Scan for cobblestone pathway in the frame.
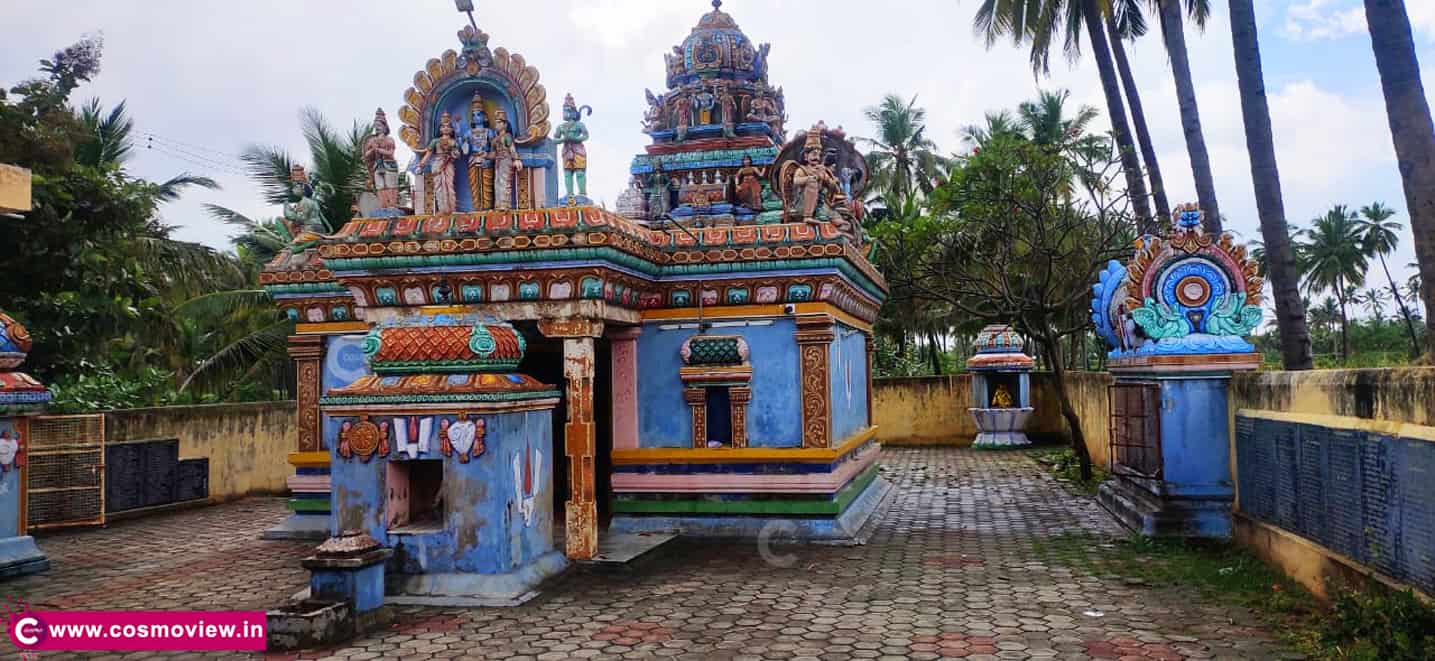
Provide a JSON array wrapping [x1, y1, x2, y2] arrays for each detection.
[[12, 448, 1293, 660]]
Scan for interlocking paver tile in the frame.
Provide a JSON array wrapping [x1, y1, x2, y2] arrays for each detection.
[[9, 448, 1293, 659]]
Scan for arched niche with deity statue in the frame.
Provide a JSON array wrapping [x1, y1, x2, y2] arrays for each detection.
[[399, 23, 559, 214]]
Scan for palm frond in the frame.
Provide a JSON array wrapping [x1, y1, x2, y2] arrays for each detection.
[[154, 172, 219, 202], [179, 318, 292, 392]]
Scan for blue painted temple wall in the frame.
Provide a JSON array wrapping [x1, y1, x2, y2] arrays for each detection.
[[327, 409, 554, 575], [636, 319, 801, 448], [829, 322, 869, 444]]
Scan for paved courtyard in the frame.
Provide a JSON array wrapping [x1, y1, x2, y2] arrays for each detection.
[[12, 448, 1293, 660]]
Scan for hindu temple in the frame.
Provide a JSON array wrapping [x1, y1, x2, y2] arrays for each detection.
[[260, 0, 888, 600]]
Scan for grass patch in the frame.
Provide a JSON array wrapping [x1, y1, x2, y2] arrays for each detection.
[[1029, 447, 1108, 494], [1031, 533, 1435, 660]]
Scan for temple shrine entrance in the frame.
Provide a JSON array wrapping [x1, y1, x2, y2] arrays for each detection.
[[516, 322, 615, 551]]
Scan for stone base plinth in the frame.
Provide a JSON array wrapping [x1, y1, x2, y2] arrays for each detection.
[[0, 536, 48, 579], [1097, 477, 1232, 539]]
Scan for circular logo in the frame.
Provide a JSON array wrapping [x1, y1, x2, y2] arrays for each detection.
[[1175, 275, 1212, 307], [11, 613, 45, 648]]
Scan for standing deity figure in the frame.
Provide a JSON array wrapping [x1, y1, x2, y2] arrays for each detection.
[[642, 89, 664, 134], [718, 84, 737, 138], [282, 164, 328, 251], [733, 154, 764, 211], [673, 94, 691, 143], [491, 110, 524, 210], [694, 84, 716, 125], [748, 93, 783, 144], [363, 108, 400, 209], [463, 92, 496, 210], [419, 112, 461, 214], [780, 125, 841, 224], [553, 93, 593, 202], [645, 163, 672, 220]]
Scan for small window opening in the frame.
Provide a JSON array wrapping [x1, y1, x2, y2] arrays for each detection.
[[387, 459, 444, 533]]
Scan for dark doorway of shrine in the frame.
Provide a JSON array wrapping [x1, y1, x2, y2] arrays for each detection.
[[514, 322, 614, 535]]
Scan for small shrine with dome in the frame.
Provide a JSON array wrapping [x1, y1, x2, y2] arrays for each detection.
[[965, 324, 1035, 449]]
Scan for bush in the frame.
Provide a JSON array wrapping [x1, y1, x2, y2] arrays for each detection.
[[47, 366, 183, 413], [1320, 582, 1435, 660]]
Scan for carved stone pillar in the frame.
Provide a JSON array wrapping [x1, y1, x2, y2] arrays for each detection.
[[794, 315, 835, 449], [608, 327, 641, 450], [729, 386, 751, 449], [538, 317, 603, 560], [684, 387, 707, 448], [288, 335, 325, 452]]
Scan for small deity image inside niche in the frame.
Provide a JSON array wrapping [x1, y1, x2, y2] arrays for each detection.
[[387, 459, 445, 531], [987, 374, 1020, 408]]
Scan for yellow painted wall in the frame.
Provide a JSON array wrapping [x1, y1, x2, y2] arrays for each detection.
[[0, 164, 32, 214], [104, 402, 296, 502]]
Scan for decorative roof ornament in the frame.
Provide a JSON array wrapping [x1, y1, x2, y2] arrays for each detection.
[[0, 311, 51, 415], [1090, 203, 1265, 368], [397, 22, 550, 151], [363, 314, 527, 374], [965, 324, 1034, 371]]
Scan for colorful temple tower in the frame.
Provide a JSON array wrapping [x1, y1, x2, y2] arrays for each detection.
[[1090, 204, 1265, 538], [0, 312, 50, 577], [261, 1, 887, 596]]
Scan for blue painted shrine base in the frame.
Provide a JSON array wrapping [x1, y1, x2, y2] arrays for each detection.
[[609, 476, 892, 544], [387, 550, 569, 605], [263, 512, 332, 541], [1097, 476, 1233, 539], [0, 536, 48, 579]]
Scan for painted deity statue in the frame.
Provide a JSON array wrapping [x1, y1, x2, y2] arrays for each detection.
[[491, 110, 524, 210], [642, 89, 664, 134], [672, 94, 691, 143], [748, 93, 783, 144], [363, 108, 400, 209], [718, 83, 737, 138], [781, 125, 841, 223], [991, 384, 1014, 408], [733, 154, 763, 211], [645, 163, 672, 220], [553, 93, 593, 201], [463, 92, 496, 211], [419, 111, 461, 214], [282, 164, 328, 250], [694, 84, 716, 125]]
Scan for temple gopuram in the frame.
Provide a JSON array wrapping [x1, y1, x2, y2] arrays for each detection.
[[260, 0, 887, 601]]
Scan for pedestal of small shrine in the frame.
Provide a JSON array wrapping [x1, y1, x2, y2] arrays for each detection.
[[1090, 205, 1264, 538], [0, 313, 50, 578]]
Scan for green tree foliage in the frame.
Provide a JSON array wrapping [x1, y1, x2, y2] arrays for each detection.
[[1297, 205, 1369, 361], [870, 122, 1134, 479], [0, 37, 236, 380], [860, 94, 949, 199]]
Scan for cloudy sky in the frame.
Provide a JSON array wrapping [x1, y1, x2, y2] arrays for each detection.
[[3, 0, 1432, 313]]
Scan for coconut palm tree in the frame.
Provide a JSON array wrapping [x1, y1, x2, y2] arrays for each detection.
[[1357, 202, 1421, 356], [1229, 0, 1313, 370], [1105, 4, 1170, 221], [1151, 0, 1221, 233], [861, 94, 948, 198], [1298, 205, 1370, 361], [1358, 287, 1390, 323], [181, 108, 372, 391], [1363, 0, 1435, 357], [971, 0, 1155, 229], [963, 110, 1026, 150]]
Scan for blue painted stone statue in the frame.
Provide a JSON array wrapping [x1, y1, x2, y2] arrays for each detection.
[[1090, 203, 1264, 538]]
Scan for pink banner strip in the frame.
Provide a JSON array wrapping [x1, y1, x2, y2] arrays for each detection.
[[8, 611, 266, 651]]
